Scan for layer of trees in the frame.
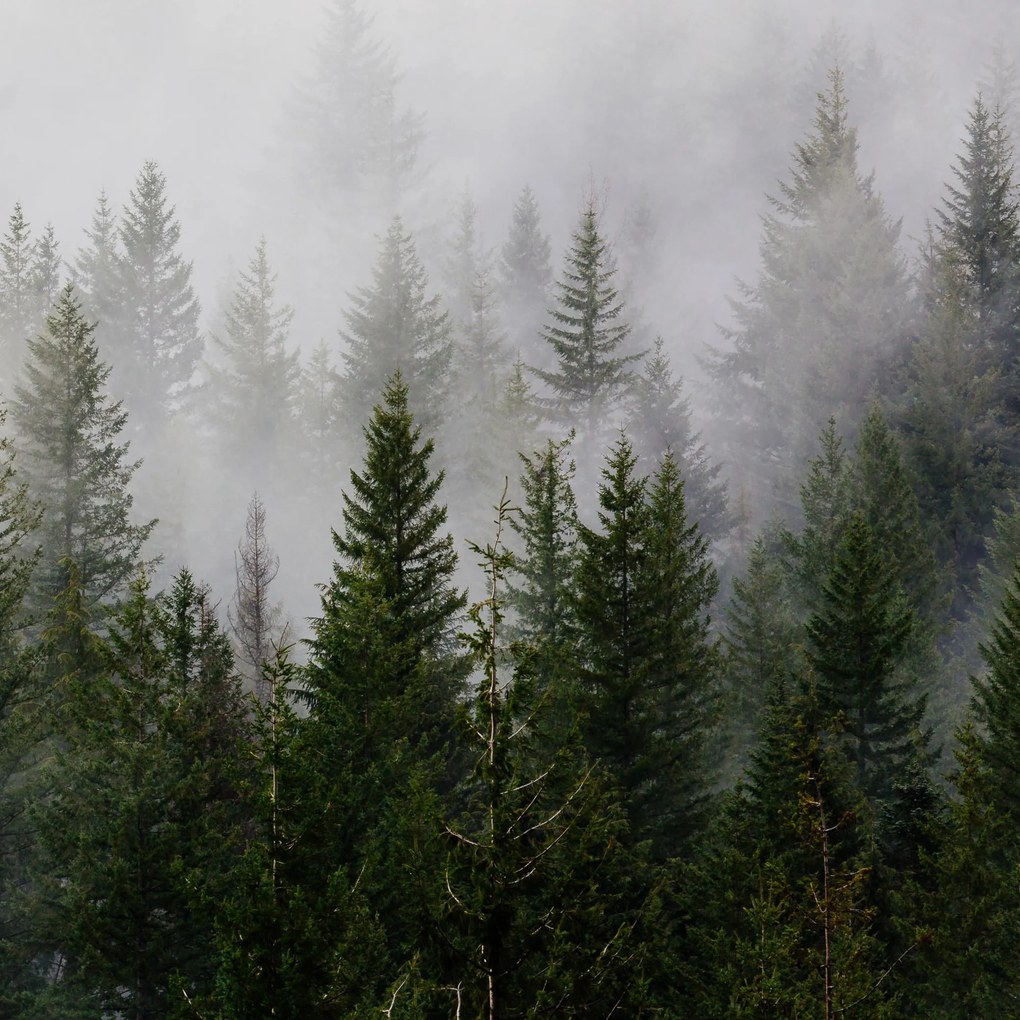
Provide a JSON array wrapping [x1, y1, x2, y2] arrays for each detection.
[[2, 11, 1020, 1013]]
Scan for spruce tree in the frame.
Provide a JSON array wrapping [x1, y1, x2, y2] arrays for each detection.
[[12, 284, 155, 614], [805, 512, 930, 807], [532, 197, 640, 452], [339, 218, 453, 432], [627, 337, 729, 541], [707, 66, 909, 516], [208, 238, 301, 480], [0, 203, 36, 374], [498, 184, 553, 370], [113, 161, 202, 435]]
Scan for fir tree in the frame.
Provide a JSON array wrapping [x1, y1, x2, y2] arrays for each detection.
[[0, 203, 36, 373], [532, 197, 640, 453], [73, 190, 121, 359], [498, 184, 553, 371], [339, 218, 453, 432], [708, 66, 909, 517], [208, 238, 300, 479], [805, 512, 930, 807], [113, 161, 202, 434], [627, 337, 729, 541], [12, 284, 156, 614]]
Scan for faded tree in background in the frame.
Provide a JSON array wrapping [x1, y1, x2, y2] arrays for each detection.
[[229, 492, 283, 705]]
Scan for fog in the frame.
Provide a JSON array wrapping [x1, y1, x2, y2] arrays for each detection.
[[1, 0, 1014, 636]]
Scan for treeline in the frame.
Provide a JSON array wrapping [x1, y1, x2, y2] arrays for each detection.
[[0, 18, 1020, 1017]]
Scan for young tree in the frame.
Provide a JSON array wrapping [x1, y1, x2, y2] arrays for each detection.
[[339, 218, 453, 432], [228, 492, 283, 705], [112, 161, 202, 436], [533, 197, 640, 446], [12, 284, 155, 615]]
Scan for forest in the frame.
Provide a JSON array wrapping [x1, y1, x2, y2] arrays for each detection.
[[2, 0, 1020, 1016]]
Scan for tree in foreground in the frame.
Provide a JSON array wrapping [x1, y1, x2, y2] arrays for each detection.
[[12, 284, 155, 616], [426, 489, 653, 1017]]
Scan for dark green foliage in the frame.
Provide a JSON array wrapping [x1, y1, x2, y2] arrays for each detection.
[[339, 218, 454, 432], [806, 512, 929, 806], [12, 284, 156, 613], [507, 435, 579, 701], [574, 438, 719, 855], [532, 198, 640, 446], [30, 571, 249, 1018], [433, 492, 653, 1018]]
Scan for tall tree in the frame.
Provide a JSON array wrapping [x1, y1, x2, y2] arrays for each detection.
[[574, 437, 719, 855], [339, 218, 453, 432], [208, 238, 301, 480], [294, 0, 424, 213], [498, 184, 553, 370], [30, 570, 249, 1018], [533, 198, 640, 458], [0, 203, 36, 373], [12, 285, 155, 615], [707, 66, 910, 517], [113, 161, 202, 436]]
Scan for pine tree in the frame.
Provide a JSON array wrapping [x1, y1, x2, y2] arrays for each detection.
[[30, 224, 61, 324], [574, 437, 719, 855], [627, 337, 729, 541], [805, 512, 930, 807], [707, 66, 910, 516], [339, 218, 453, 432], [296, 339, 343, 495], [73, 190, 121, 355], [433, 490, 648, 1017], [30, 571, 249, 1017], [294, 0, 424, 213], [0, 412, 42, 1011], [208, 238, 300, 479], [936, 93, 1020, 369], [12, 284, 155, 614], [533, 198, 640, 453], [113, 161, 202, 434], [0, 203, 36, 373], [498, 184, 553, 370], [507, 435, 579, 703]]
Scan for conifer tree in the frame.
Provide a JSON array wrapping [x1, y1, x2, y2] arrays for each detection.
[[113, 161, 202, 434], [627, 337, 729, 541], [209, 238, 300, 478], [806, 512, 930, 807], [498, 184, 553, 370], [507, 435, 579, 703], [296, 339, 343, 495], [339, 218, 453, 432], [532, 197, 640, 453], [12, 284, 155, 614], [708, 66, 909, 515], [295, 0, 424, 213], [0, 203, 36, 373], [30, 571, 249, 1017], [574, 437, 719, 855], [30, 224, 61, 325], [434, 491, 647, 1017]]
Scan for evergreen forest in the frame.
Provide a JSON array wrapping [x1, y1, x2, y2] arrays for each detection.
[[4, 2, 1020, 1016]]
